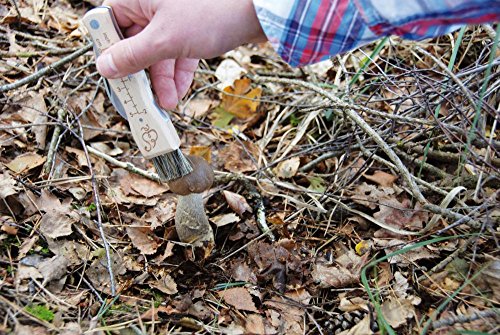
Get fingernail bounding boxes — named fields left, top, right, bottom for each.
left=96, top=53, right=118, bottom=77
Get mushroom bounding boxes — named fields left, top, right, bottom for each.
left=167, top=155, right=215, bottom=257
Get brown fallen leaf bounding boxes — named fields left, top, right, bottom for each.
left=218, top=287, right=258, bottom=312
left=12, top=91, right=48, bottom=149
left=264, top=290, right=310, bottom=335
left=143, top=197, right=176, bottom=230
left=126, top=223, right=162, bottom=255
left=150, top=274, right=178, bottom=295
left=312, top=249, right=368, bottom=288
left=6, top=153, right=46, bottom=174
left=212, top=213, right=240, bottom=227
left=223, top=190, right=252, bottom=215
left=36, top=190, right=75, bottom=239
left=86, top=250, right=127, bottom=294
left=246, top=314, right=266, bottom=335
left=0, top=172, right=18, bottom=198
left=37, top=255, right=69, bottom=285
left=340, top=314, right=373, bottom=335
left=375, top=239, right=438, bottom=264
left=111, top=168, right=168, bottom=198
left=219, top=141, right=259, bottom=173
left=230, top=260, right=258, bottom=284
left=373, top=198, right=428, bottom=236
left=274, top=156, right=301, bottom=179
left=66, top=147, right=89, bottom=167
left=189, top=146, right=212, bottom=163
left=350, top=182, right=398, bottom=210
left=140, top=305, right=176, bottom=321
left=46, top=238, right=89, bottom=266
left=380, top=298, right=415, bottom=329
left=363, top=170, right=398, bottom=187
left=1, top=216, right=18, bottom=235
left=220, top=78, right=262, bottom=119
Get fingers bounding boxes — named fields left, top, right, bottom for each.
left=149, top=60, right=178, bottom=109
left=96, top=24, right=161, bottom=78
left=149, top=59, right=198, bottom=109
left=174, top=59, right=199, bottom=100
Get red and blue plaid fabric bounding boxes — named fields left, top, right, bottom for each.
left=253, top=0, right=500, bottom=66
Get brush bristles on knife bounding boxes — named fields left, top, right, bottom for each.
left=82, top=6, right=192, bottom=181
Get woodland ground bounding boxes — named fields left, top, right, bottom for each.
left=0, top=1, right=499, bottom=334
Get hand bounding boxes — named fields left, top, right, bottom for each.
left=96, top=0, right=266, bottom=109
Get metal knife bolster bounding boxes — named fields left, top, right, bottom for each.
left=82, top=6, right=181, bottom=158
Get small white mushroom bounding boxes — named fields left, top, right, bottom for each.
left=167, top=155, right=214, bottom=257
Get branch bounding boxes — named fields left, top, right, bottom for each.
left=0, top=44, right=93, bottom=93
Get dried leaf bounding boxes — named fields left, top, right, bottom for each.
left=36, top=190, right=74, bottom=239
left=245, top=314, right=266, bottom=335
left=1, top=216, right=18, bottom=235
left=150, top=274, right=178, bottom=295
left=126, top=223, right=161, bottom=255
left=219, top=141, right=259, bottom=173
left=86, top=250, right=127, bottom=294
left=312, top=250, right=368, bottom=288
left=6, top=153, right=46, bottom=174
left=363, top=170, right=398, bottom=187
left=182, top=97, right=213, bottom=120
left=66, top=147, right=88, bottom=167
left=143, top=197, right=176, bottom=230
left=129, top=174, right=168, bottom=198
left=0, top=172, right=18, bottom=198
left=189, top=146, right=212, bottom=162
left=373, top=198, right=428, bottom=235
left=220, top=78, right=262, bottom=119
left=230, top=260, right=258, bottom=284
left=380, top=298, right=415, bottom=329
left=375, top=239, right=438, bottom=264
left=38, top=255, right=69, bottom=284
left=351, top=182, right=397, bottom=209
left=212, top=213, right=240, bottom=227
left=218, top=287, right=258, bottom=312
left=223, top=190, right=252, bottom=215
left=274, top=157, right=300, bottom=179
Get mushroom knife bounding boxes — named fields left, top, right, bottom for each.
left=82, top=6, right=192, bottom=181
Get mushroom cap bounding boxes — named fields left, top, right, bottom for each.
left=167, top=155, right=214, bottom=195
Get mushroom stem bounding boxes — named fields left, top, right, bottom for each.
left=175, top=193, right=214, bottom=249
left=167, top=155, right=215, bottom=258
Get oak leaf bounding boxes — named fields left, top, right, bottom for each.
left=221, top=78, right=262, bottom=119
left=218, top=287, right=258, bottom=312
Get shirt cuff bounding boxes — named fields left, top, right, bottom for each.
left=253, top=0, right=378, bottom=67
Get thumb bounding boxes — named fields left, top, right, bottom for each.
left=96, top=28, right=160, bottom=78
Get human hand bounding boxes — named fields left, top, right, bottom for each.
left=96, top=0, right=266, bottom=109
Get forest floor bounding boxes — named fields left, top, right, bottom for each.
left=1, top=1, right=499, bottom=334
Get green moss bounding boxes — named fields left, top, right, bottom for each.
left=25, top=304, right=54, bottom=322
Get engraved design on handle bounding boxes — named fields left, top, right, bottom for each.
left=141, top=124, right=158, bottom=152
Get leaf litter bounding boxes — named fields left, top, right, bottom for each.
left=0, top=2, right=498, bottom=334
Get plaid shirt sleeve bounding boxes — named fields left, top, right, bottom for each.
left=253, top=0, right=500, bottom=66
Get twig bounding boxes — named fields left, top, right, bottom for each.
left=0, top=48, right=81, bottom=58
left=0, top=43, right=92, bottom=93
left=253, top=75, right=427, bottom=204
left=433, top=191, right=498, bottom=234
left=76, top=119, right=117, bottom=296
left=8, top=0, right=21, bottom=19
left=431, top=309, right=498, bottom=329
left=474, top=110, right=498, bottom=199
left=86, top=146, right=161, bottom=182
left=417, top=238, right=472, bottom=283
left=216, top=173, right=275, bottom=241
left=43, top=108, right=66, bottom=175
left=414, top=46, right=478, bottom=114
